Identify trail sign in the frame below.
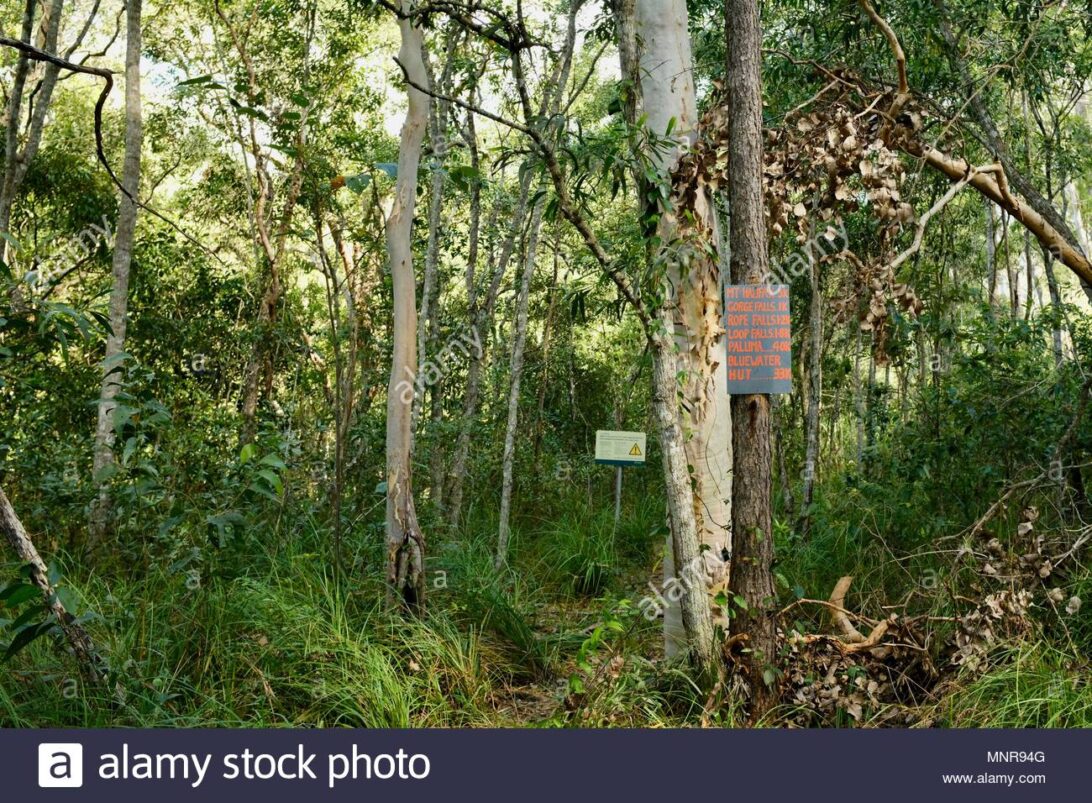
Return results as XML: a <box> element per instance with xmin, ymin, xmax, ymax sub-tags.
<box><xmin>595</xmin><ymin>430</ymin><xmax>646</xmax><ymax>466</ymax></box>
<box><xmin>724</xmin><ymin>284</ymin><xmax>792</xmax><ymax>394</ymax></box>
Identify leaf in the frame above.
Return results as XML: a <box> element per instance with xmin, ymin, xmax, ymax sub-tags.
<box><xmin>239</xmin><ymin>443</ymin><xmax>257</xmax><ymax>464</ymax></box>
<box><xmin>102</xmin><ymin>350</ymin><xmax>131</xmax><ymax>377</ymax></box>
<box><xmin>259</xmin><ymin>454</ymin><xmax>287</xmax><ymax>470</ymax></box>
<box><xmin>4</xmin><ymin>620</ymin><xmax>57</xmax><ymax>662</ymax></box>
<box><xmin>52</xmin><ymin>587</ymin><xmax>77</xmax><ymax>615</ymax></box>
<box><xmin>0</xmin><ymin>582</ymin><xmax>38</xmax><ymax>607</ymax></box>
<box><xmin>344</xmin><ymin>173</ymin><xmax>371</xmax><ymax>194</ymax></box>
<box><xmin>375</xmin><ymin>162</ymin><xmax>398</xmax><ymax>179</ymax></box>
<box><xmin>228</xmin><ymin>97</ymin><xmax>269</xmax><ymax>122</ymax></box>
<box><xmin>177</xmin><ymin>74</ymin><xmax>215</xmax><ymax>87</ymax></box>
<box><xmin>111</xmin><ymin>403</ymin><xmax>138</xmax><ymax>434</ymax></box>
<box><xmin>9</xmin><ymin>604</ymin><xmax>47</xmax><ymax>632</ymax></box>
<box><xmin>257</xmin><ymin>469</ymin><xmax>283</xmax><ymax>495</ymax></box>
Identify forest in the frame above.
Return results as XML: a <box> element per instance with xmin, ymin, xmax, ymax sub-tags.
<box><xmin>0</xmin><ymin>0</ymin><xmax>1089</xmax><ymax>729</ymax></box>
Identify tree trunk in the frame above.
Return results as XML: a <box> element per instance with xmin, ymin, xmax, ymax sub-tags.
<box><xmin>90</xmin><ymin>0</ymin><xmax>142</xmax><ymax>546</ymax></box>
<box><xmin>446</xmin><ymin>169</ymin><xmax>532</xmax><ymax>529</ymax></box>
<box><xmin>385</xmin><ymin>2</ymin><xmax>429</xmax><ymax>610</ymax></box>
<box><xmin>0</xmin><ymin>0</ymin><xmax>37</xmax><ymax>245</ymax></box>
<box><xmin>651</xmin><ymin>315</ymin><xmax>717</xmax><ymax>681</ymax></box>
<box><xmin>634</xmin><ymin>0</ymin><xmax>732</xmax><ymax>659</ymax></box>
<box><xmin>413</xmin><ymin>30</ymin><xmax>456</xmax><ymax>455</ymax></box>
<box><xmin>799</xmin><ymin>232</ymin><xmax>822</xmax><ymax>538</ymax></box>
<box><xmin>935</xmin><ymin>8</ymin><xmax>1092</xmax><ymax>301</ymax></box>
<box><xmin>725</xmin><ymin>0</ymin><xmax>779</xmax><ymax>721</ymax></box>
<box><xmin>531</xmin><ymin>234</ymin><xmax>560</xmax><ymax>472</ymax></box>
<box><xmin>773</xmin><ymin>395</ymin><xmax>794</xmax><ymax>515</ymax></box>
<box><xmin>984</xmin><ymin>199</ymin><xmax>997</xmax><ymax>311</ymax></box>
<box><xmin>495</xmin><ymin>6</ymin><xmax>580</xmax><ymax>565</ymax></box>
<box><xmin>496</xmin><ymin>194</ymin><xmax>545</xmax><ymax>567</ymax></box>
<box><xmin>1041</xmin><ymin>245</ymin><xmax>1065</xmax><ymax>368</ymax></box>
<box><xmin>1</xmin><ymin>0</ymin><xmax>66</xmax><ymax>247</ymax></box>
<box><xmin>421</xmin><ymin>44</ymin><xmax>455</xmax><ymax>513</ymax></box>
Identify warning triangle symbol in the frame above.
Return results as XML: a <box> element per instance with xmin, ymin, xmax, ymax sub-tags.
<box><xmin>629</xmin><ymin>443</ymin><xmax>642</xmax><ymax>456</ymax></box>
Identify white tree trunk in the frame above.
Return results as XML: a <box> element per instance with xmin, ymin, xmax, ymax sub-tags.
<box><xmin>385</xmin><ymin>2</ymin><xmax>429</xmax><ymax>608</ymax></box>
<box><xmin>496</xmin><ymin>195</ymin><xmax>545</xmax><ymax>567</ymax></box>
<box><xmin>635</xmin><ymin>0</ymin><xmax>732</xmax><ymax>657</ymax></box>
<box><xmin>90</xmin><ymin>0</ymin><xmax>142</xmax><ymax>543</ymax></box>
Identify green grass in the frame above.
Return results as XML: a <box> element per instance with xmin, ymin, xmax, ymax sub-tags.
<box><xmin>927</xmin><ymin>643</ymin><xmax>1092</xmax><ymax>728</ymax></box>
<box><xmin>2</xmin><ymin>481</ymin><xmax>1088</xmax><ymax>729</ymax></box>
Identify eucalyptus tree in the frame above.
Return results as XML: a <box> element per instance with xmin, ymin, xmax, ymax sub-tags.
<box><xmin>496</xmin><ymin>1</ymin><xmax>581</xmax><ymax>569</ymax></box>
<box><xmin>618</xmin><ymin>0</ymin><xmax>732</xmax><ymax>660</ymax></box>
<box><xmin>384</xmin><ymin>0</ymin><xmax>429</xmax><ymax>609</ymax></box>
<box><xmin>90</xmin><ymin>0</ymin><xmax>143</xmax><ymax>543</ymax></box>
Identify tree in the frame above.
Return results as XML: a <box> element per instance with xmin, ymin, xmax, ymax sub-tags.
<box><xmin>385</xmin><ymin>0</ymin><xmax>429</xmax><ymax>610</ymax></box>
<box><xmin>623</xmin><ymin>0</ymin><xmax>732</xmax><ymax>663</ymax></box>
<box><xmin>725</xmin><ymin>0</ymin><xmax>779</xmax><ymax>720</ymax></box>
<box><xmin>90</xmin><ymin>0</ymin><xmax>143</xmax><ymax>545</ymax></box>
<box><xmin>496</xmin><ymin>2</ymin><xmax>580</xmax><ymax>569</ymax></box>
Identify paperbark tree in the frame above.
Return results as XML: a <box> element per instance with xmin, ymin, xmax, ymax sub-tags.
<box><xmin>90</xmin><ymin>0</ymin><xmax>142</xmax><ymax>545</ymax></box>
<box><xmin>385</xmin><ymin>1</ymin><xmax>429</xmax><ymax>609</ymax></box>
<box><xmin>725</xmin><ymin>0</ymin><xmax>779</xmax><ymax>720</ymax></box>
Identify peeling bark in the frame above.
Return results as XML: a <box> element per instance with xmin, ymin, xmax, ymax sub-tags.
<box><xmin>634</xmin><ymin>0</ymin><xmax>731</xmax><ymax>659</ymax></box>
<box><xmin>385</xmin><ymin>2</ymin><xmax>429</xmax><ymax>610</ymax></box>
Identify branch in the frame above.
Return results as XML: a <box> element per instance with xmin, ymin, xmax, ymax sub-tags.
<box><xmin>0</xmin><ymin>485</ymin><xmax>105</xmax><ymax>684</ymax></box>
<box><xmin>0</xmin><ymin>36</ymin><xmax>226</xmax><ymax>265</ymax></box>
<box><xmin>393</xmin><ymin>56</ymin><xmax>533</xmax><ymax>136</ymax></box>
<box><xmin>828</xmin><ymin>575</ymin><xmax>867</xmax><ymax>642</ymax></box>
<box><xmin>0</xmin><ymin>35</ymin><xmax>118</xmax><ymax>189</ymax></box>
<box><xmin>900</xmin><ymin>139</ymin><xmax>1092</xmax><ymax>285</ymax></box>
<box><xmin>394</xmin><ymin>30</ymin><xmax>651</xmax><ymax>332</ymax></box>
<box><xmin>887</xmin><ymin>163</ymin><xmax>992</xmax><ymax>272</ymax></box>
<box><xmin>857</xmin><ymin>0</ymin><xmax>909</xmax><ymax>117</ymax></box>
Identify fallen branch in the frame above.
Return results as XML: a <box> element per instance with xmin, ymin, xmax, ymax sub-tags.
<box><xmin>902</xmin><ymin>140</ymin><xmax>1092</xmax><ymax>285</ymax></box>
<box><xmin>0</xmin><ymin>484</ymin><xmax>104</xmax><ymax>683</ymax></box>
<box><xmin>789</xmin><ymin>576</ymin><xmax>895</xmax><ymax>656</ymax></box>
<box><xmin>829</xmin><ymin>575</ymin><xmax>866</xmax><ymax>642</ymax></box>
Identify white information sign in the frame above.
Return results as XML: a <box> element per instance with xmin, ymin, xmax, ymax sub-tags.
<box><xmin>594</xmin><ymin>430</ymin><xmax>646</xmax><ymax>466</ymax></box>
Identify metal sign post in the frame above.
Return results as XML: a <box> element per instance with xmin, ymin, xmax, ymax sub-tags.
<box><xmin>595</xmin><ymin>430</ymin><xmax>646</xmax><ymax>527</ymax></box>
